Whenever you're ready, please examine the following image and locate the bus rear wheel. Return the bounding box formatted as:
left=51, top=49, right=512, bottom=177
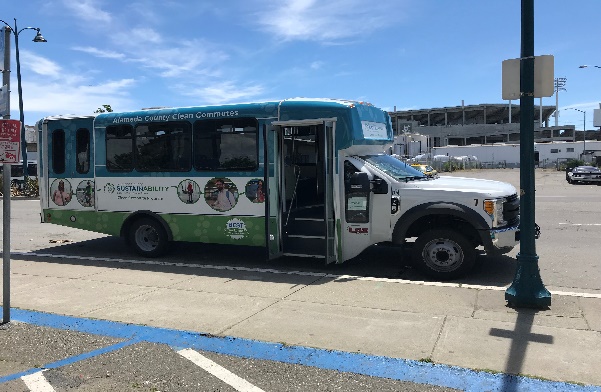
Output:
left=129, top=218, right=169, bottom=257
left=412, top=229, right=475, bottom=280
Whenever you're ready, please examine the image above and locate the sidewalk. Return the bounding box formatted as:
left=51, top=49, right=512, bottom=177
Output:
left=2, top=252, right=601, bottom=390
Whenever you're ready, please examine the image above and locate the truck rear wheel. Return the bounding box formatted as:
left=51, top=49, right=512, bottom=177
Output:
left=129, top=217, right=170, bottom=257
left=412, top=229, right=476, bottom=280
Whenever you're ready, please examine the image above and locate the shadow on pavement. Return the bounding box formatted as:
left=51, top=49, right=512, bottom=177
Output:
left=8, top=235, right=518, bottom=288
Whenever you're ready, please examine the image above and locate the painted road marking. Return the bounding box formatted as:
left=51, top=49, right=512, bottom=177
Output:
left=3, top=308, right=599, bottom=392
left=21, top=371, right=55, bottom=392
left=177, top=349, right=265, bottom=392
left=13, top=252, right=601, bottom=299
left=0, top=339, right=140, bottom=385
left=558, top=223, right=601, bottom=226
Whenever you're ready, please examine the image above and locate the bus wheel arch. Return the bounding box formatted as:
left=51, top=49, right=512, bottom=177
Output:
left=122, top=212, right=172, bottom=257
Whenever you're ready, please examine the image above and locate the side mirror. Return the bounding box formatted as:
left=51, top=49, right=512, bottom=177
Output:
left=372, top=178, right=389, bottom=194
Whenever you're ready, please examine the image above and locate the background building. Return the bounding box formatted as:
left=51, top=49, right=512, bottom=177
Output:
left=389, top=103, right=583, bottom=148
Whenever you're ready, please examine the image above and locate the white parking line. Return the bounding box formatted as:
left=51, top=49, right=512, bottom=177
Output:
left=177, top=349, right=265, bottom=392
left=21, top=371, right=55, bottom=392
left=14, top=252, right=601, bottom=299
left=558, top=223, right=601, bottom=226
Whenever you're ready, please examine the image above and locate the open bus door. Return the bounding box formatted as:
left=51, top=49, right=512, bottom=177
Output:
left=267, top=119, right=337, bottom=264
left=264, top=123, right=284, bottom=259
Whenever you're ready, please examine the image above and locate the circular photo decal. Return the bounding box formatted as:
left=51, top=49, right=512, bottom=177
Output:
left=76, top=180, right=95, bottom=207
left=177, top=179, right=201, bottom=204
left=205, top=178, right=238, bottom=212
left=50, top=178, right=73, bottom=206
left=245, top=179, right=265, bottom=203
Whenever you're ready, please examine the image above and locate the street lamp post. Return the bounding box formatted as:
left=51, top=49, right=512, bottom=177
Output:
left=567, top=107, right=586, bottom=161
left=0, top=18, right=46, bottom=183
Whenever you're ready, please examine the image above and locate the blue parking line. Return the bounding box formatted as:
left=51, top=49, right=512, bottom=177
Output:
left=0, top=338, right=139, bottom=384
left=3, top=307, right=600, bottom=392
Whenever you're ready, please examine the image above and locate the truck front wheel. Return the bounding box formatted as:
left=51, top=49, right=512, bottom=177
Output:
left=412, top=229, right=476, bottom=280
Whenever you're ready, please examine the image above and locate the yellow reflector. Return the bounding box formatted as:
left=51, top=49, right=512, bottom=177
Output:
left=483, top=200, right=495, bottom=215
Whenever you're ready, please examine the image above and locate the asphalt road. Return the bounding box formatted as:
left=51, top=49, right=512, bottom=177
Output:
left=3, top=168, right=600, bottom=293
left=1, top=168, right=600, bottom=391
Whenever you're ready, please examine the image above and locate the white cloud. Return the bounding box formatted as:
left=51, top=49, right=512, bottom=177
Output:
left=19, top=51, right=63, bottom=78
left=181, top=81, right=265, bottom=105
left=62, top=0, right=112, bottom=23
left=256, top=0, right=402, bottom=42
left=19, top=78, right=137, bottom=115
left=72, top=46, right=126, bottom=60
left=310, top=61, right=324, bottom=70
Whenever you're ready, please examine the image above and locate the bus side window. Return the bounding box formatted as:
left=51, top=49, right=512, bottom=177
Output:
left=76, top=128, right=90, bottom=174
left=106, top=124, right=134, bottom=172
left=193, top=118, right=258, bottom=171
left=134, top=122, right=192, bottom=172
left=52, top=129, right=66, bottom=174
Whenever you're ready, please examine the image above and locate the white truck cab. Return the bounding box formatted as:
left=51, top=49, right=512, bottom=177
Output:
left=341, top=154, right=520, bottom=279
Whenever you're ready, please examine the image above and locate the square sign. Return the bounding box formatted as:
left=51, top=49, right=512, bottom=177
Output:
left=502, top=55, right=555, bottom=100
left=0, top=119, right=22, bottom=163
left=594, top=108, right=601, bottom=128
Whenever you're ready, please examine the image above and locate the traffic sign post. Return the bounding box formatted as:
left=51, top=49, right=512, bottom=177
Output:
left=1, top=118, right=20, bottom=324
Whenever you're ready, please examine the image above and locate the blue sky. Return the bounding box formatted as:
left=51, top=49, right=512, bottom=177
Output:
left=2, top=0, right=600, bottom=130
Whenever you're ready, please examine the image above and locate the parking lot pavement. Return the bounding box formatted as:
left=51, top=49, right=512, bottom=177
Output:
left=2, top=168, right=601, bottom=391
left=2, top=307, right=600, bottom=392
left=2, top=250, right=601, bottom=392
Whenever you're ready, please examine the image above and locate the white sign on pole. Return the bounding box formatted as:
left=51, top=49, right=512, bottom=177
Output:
left=0, top=119, right=21, bottom=163
left=593, top=108, right=601, bottom=127
left=502, top=55, right=555, bottom=100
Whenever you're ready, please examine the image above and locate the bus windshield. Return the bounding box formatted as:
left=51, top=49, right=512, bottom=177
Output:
left=360, top=154, right=427, bottom=181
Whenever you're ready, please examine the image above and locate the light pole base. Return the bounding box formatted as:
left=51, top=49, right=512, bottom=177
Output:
left=505, top=253, right=551, bottom=308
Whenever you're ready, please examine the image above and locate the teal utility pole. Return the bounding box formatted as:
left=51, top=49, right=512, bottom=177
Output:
left=505, top=0, right=551, bottom=307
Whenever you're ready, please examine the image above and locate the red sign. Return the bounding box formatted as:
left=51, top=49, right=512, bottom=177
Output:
left=0, top=119, right=21, bottom=163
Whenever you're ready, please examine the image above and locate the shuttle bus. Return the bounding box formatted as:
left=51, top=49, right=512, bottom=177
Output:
left=37, top=98, right=520, bottom=279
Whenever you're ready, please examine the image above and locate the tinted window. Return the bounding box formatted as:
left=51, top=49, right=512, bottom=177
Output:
left=106, top=124, right=134, bottom=172
left=193, top=118, right=258, bottom=171
left=135, top=122, right=192, bottom=172
left=52, top=130, right=65, bottom=174
left=76, top=128, right=90, bottom=174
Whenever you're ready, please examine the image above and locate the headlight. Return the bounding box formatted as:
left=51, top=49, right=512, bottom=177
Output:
left=484, top=198, right=507, bottom=228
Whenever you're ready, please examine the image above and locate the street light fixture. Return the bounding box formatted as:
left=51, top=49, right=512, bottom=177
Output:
left=553, top=77, right=567, bottom=127
left=579, top=65, right=601, bottom=69
left=566, top=107, right=586, bottom=161
left=0, top=18, right=47, bottom=183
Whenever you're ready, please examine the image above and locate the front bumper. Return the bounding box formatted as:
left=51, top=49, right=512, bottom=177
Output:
left=487, top=225, right=520, bottom=255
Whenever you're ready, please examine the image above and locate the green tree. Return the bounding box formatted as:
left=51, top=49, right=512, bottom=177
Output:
left=94, top=104, right=114, bottom=113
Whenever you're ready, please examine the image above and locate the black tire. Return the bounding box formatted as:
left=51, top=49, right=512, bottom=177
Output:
left=128, top=218, right=170, bottom=257
left=412, top=229, right=476, bottom=280
left=567, top=177, right=573, bottom=184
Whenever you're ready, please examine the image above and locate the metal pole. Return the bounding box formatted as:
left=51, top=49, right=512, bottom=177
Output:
left=539, top=97, right=542, bottom=127
left=14, top=19, right=28, bottom=183
left=505, top=0, right=551, bottom=308
left=1, top=25, right=12, bottom=324
left=2, top=163, right=10, bottom=323
left=554, top=82, right=559, bottom=126
left=1, top=27, right=10, bottom=120
left=583, top=111, right=586, bottom=160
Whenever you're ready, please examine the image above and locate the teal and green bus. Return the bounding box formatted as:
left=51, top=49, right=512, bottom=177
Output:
left=38, top=98, right=394, bottom=264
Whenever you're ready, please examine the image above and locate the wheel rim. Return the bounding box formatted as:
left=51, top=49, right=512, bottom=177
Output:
left=421, top=237, right=464, bottom=272
left=135, top=224, right=159, bottom=252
